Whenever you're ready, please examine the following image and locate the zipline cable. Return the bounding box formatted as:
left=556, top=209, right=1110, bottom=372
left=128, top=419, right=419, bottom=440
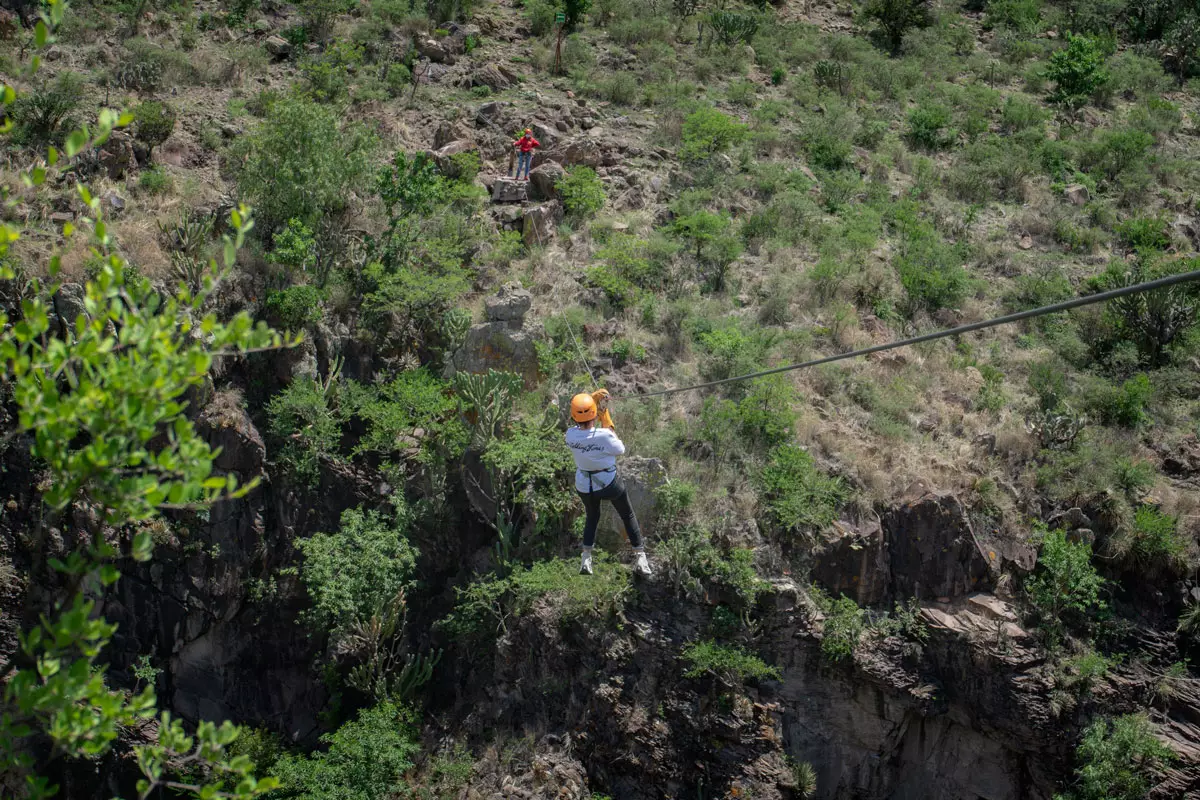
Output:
left=615, top=269, right=1200, bottom=401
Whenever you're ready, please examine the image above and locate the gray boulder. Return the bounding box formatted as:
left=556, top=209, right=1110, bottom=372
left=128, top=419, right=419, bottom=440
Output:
left=264, top=35, right=291, bottom=58
left=484, top=283, right=532, bottom=325
left=416, top=35, right=455, bottom=64
left=492, top=177, right=528, bottom=204
left=451, top=286, right=540, bottom=389
left=529, top=161, right=565, bottom=200
left=522, top=201, right=563, bottom=247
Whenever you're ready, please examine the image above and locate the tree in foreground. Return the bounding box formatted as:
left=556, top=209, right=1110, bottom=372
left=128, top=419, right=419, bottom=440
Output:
left=1, top=3, right=288, bottom=796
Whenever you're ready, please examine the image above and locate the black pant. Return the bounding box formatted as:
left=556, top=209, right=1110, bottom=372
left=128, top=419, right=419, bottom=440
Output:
left=579, top=476, right=642, bottom=549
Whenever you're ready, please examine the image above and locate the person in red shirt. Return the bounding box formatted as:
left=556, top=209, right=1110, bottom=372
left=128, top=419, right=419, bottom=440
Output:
left=512, top=128, right=540, bottom=180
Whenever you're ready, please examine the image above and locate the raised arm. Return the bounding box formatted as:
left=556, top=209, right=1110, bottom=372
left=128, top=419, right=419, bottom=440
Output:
left=600, top=428, right=626, bottom=456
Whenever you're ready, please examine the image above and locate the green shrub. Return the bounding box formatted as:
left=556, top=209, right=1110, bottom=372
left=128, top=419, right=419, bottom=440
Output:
left=695, top=324, right=775, bottom=383
left=601, top=71, right=640, bottom=105
left=339, top=370, right=465, bottom=462
left=1046, top=33, right=1109, bottom=108
left=756, top=444, right=848, bottom=534
left=274, top=701, right=420, bottom=800
left=1025, top=527, right=1106, bottom=637
left=266, top=378, right=341, bottom=485
left=271, top=218, right=319, bottom=273
left=658, top=527, right=768, bottom=608
left=810, top=587, right=866, bottom=661
left=905, top=101, right=954, bottom=150
left=984, top=0, right=1042, bottom=34
left=557, top=166, right=606, bottom=218
left=1058, top=715, right=1175, bottom=800
left=682, top=641, right=780, bottom=684
left=296, top=506, right=419, bottom=640
left=1000, top=95, right=1047, bottom=131
left=445, top=557, right=630, bottom=637
left=563, top=0, right=592, bottom=31
left=1113, top=505, right=1187, bottom=570
left=679, top=106, right=749, bottom=163
left=862, top=0, right=931, bottom=54
left=894, top=212, right=971, bottom=315
left=1078, top=129, right=1153, bottom=183
left=1107, top=51, right=1170, bottom=99
left=1084, top=373, right=1153, bottom=427
left=584, top=265, right=639, bottom=310
left=1100, top=259, right=1200, bottom=366
left=137, top=166, right=173, bottom=194
left=525, top=0, right=556, bottom=35
left=235, top=95, right=376, bottom=233
left=707, top=9, right=759, bottom=46
left=9, top=71, right=85, bottom=146
left=296, top=0, right=353, bottom=41
left=265, top=285, right=324, bottom=330
left=132, top=101, right=177, bottom=159
left=1116, top=215, right=1170, bottom=252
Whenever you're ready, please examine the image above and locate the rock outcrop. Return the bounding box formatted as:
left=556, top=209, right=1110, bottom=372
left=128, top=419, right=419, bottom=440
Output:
left=450, top=284, right=540, bottom=389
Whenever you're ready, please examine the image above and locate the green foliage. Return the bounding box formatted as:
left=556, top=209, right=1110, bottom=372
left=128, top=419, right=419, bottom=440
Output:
left=1026, top=528, right=1106, bottom=637
left=1116, top=215, right=1170, bottom=252
left=679, top=106, right=749, bottom=163
left=138, top=166, right=173, bottom=194
left=659, top=526, right=770, bottom=609
left=482, top=419, right=576, bottom=541
left=1100, top=260, right=1200, bottom=366
left=696, top=376, right=798, bottom=463
left=359, top=151, right=482, bottom=352
left=525, top=0, right=556, bottom=35
left=1084, top=373, right=1153, bottom=427
left=905, top=101, right=954, bottom=150
left=1046, top=34, right=1109, bottom=108
left=694, top=323, right=775, bottom=384
left=271, top=218, right=319, bottom=274
left=1057, top=714, right=1175, bottom=800
left=557, top=166, right=607, bottom=218
left=235, top=95, right=375, bottom=233
left=9, top=71, right=85, bottom=146
left=296, top=0, right=354, bottom=41
left=1114, top=505, right=1187, bottom=570
left=132, top=100, right=176, bottom=158
left=756, top=445, right=848, bottom=534
left=681, top=640, right=780, bottom=684
left=265, top=285, right=323, bottom=330
left=862, top=0, right=931, bottom=53
left=266, top=378, right=341, bottom=485
left=892, top=203, right=971, bottom=315
left=296, top=506, right=419, bottom=641
left=341, top=369, right=466, bottom=462
left=985, top=0, right=1042, bottom=33
left=2, top=18, right=283, bottom=792
left=564, top=0, right=592, bottom=31
left=454, top=369, right=523, bottom=450
left=810, top=587, right=866, bottom=661
left=445, top=557, right=631, bottom=636
left=707, top=9, right=759, bottom=46
left=274, top=701, right=420, bottom=800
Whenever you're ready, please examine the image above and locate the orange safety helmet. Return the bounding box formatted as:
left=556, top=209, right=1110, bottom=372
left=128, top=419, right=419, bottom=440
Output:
left=570, top=393, right=597, bottom=423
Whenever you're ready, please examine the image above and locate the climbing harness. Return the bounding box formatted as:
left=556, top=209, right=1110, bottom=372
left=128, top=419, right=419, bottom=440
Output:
left=581, top=465, right=616, bottom=494
left=613, top=268, right=1200, bottom=400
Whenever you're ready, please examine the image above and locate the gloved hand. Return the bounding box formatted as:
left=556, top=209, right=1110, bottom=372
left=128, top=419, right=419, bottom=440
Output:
left=592, top=388, right=615, bottom=431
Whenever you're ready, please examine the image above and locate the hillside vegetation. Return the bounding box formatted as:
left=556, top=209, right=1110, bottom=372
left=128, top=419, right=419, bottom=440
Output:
left=3, top=0, right=1200, bottom=796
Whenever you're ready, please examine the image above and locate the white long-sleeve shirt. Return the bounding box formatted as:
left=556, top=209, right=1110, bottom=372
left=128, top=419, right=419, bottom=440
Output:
left=565, top=425, right=626, bottom=492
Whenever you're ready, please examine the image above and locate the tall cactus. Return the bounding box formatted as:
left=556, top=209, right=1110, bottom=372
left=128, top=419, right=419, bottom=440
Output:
left=453, top=369, right=524, bottom=450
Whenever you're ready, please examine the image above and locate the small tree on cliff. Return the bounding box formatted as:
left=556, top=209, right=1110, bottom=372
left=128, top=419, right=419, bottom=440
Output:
left=0, top=5, right=290, bottom=795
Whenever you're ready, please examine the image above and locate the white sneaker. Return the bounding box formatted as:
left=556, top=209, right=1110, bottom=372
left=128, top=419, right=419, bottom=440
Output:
left=634, top=551, right=652, bottom=576
left=580, top=550, right=594, bottom=575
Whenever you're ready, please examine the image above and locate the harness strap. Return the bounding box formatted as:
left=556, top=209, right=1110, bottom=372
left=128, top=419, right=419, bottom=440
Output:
left=581, top=466, right=616, bottom=494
